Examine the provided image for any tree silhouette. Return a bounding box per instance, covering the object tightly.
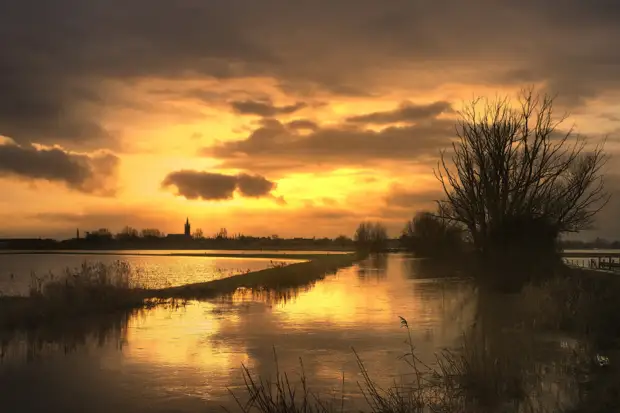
[354,222,388,254]
[436,88,609,257]
[141,228,164,238]
[401,211,463,257]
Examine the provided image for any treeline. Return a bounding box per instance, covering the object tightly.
[353,212,467,256]
[80,226,358,247]
[0,228,364,251]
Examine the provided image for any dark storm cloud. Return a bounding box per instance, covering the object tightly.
[230,99,307,117]
[0,142,118,195]
[203,105,456,172]
[3,0,620,150]
[346,101,453,125]
[0,0,275,149]
[161,170,279,201]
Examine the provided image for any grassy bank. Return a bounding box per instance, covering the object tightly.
[149,253,361,300]
[0,253,361,331]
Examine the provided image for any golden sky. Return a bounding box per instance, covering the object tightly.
[1,1,620,239]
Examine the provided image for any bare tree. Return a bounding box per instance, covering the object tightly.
[436,88,609,255]
[215,228,228,240]
[192,228,204,239]
[141,228,164,238]
[402,211,463,257]
[354,221,388,254]
[116,226,139,240]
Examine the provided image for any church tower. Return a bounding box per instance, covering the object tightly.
[184,218,191,237]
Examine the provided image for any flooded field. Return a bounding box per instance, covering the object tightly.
[0,254,584,412]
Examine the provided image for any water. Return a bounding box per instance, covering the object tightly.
[562,249,620,272]
[0,254,581,412]
[0,252,306,296]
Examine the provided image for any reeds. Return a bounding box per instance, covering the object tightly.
[229,317,552,413]
[227,348,343,413]
[0,261,151,330]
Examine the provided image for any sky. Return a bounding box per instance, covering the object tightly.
[1,0,620,240]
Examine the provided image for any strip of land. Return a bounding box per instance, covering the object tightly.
[0,253,361,331]
[147,253,360,299]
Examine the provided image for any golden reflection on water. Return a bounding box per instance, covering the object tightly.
[124,301,252,373]
[116,254,477,405]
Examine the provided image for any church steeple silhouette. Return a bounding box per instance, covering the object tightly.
[184,217,191,237]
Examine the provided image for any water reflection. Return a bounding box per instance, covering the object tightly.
[402,256,467,280]
[357,254,388,280]
[0,254,591,412]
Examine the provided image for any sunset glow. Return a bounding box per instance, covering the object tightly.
[1,1,619,240]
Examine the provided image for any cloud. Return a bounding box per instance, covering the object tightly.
[3,0,620,151]
[346,101,453,125]
[161,170,280,201]
[204,104,456,172]
[231,99,307,117]
[0,142,118,195]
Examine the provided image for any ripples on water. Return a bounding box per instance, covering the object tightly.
[0,254,587,412]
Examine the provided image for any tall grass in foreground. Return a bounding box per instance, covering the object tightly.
[228,317,568,413]
[0,261,155,330]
